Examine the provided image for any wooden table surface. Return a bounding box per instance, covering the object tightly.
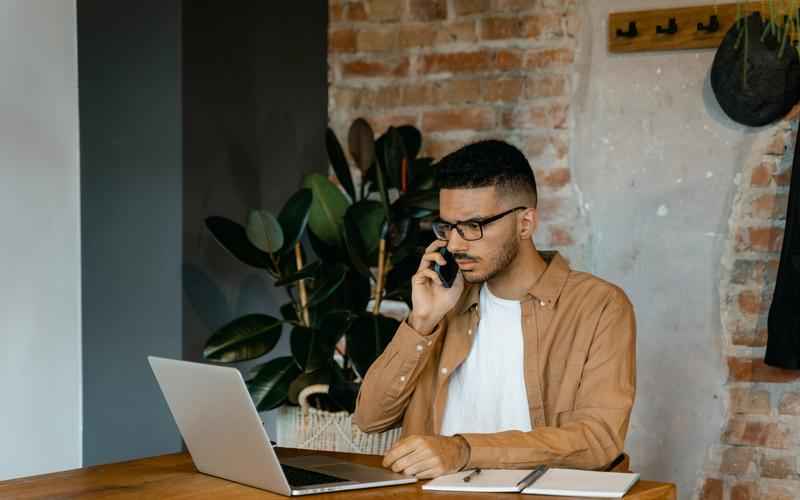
[0,448,677,499]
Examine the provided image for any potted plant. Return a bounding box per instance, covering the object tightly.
[201,119,438,453]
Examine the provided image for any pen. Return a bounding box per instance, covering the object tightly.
[462,468,481,482]
[516,465,547,488]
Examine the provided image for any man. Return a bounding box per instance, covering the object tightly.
[352,140,636,479]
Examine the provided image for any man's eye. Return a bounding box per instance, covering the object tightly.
[464,221,481,230]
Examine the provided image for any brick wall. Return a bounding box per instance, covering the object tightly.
[699,114,797,500]
[328,0,588,261]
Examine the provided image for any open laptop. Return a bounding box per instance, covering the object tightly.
[148,356,416,496]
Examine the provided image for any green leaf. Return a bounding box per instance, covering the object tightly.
[326,128,357,202]
[280,302,298,322]
[376,126,407,191]
[347,118,375,175]
[307,264,348,309]
[288,368,332,405]
[290,325,331,373]
[303,174,350,247]
[205,216,276,272]
[409,157,435,191]
[246,210,284,254]
[345,313,399,377]
[392,189,439,213]
[203,314,283,362]
[278,189,312,254]
[247,357,301,411]
[396,125,422,160]
[346,201,385,260]
[343,214,372,280]
[274,261,322,287]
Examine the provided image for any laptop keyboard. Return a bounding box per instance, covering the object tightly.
[281,464,349,487]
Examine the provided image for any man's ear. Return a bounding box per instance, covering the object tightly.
[519,207,538,239]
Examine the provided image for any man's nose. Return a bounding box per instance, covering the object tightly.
[446,227,468,254]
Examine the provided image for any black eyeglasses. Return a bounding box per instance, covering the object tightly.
[432,206,528,241]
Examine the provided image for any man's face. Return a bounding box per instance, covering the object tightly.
[439,186,521,284]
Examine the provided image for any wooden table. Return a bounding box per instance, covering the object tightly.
[0,448,677,499]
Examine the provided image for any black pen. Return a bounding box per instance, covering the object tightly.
[462,468,481,482]
[516,465,547,488]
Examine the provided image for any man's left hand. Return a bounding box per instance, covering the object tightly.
[382,435,470,478]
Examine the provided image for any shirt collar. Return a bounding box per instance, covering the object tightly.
[456,251,570,314]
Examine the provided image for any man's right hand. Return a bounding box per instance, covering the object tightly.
[407,240,465,335]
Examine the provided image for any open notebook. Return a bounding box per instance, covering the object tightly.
[422,467,640,497]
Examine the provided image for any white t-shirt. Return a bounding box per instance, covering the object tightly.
[440,283,532,436]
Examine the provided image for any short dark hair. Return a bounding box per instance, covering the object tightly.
[435,140,538,208]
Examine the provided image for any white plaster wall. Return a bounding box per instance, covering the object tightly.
[571,1,777,497]
[0,0,81,480]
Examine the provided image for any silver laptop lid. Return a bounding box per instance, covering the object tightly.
[148,356,292,495]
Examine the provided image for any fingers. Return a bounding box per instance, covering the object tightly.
[417,248,447,273]
[412,269,443,287]
[389,448,433,473]
[424,239,448,254]
[382,437,417,469]
[402,456,439,477]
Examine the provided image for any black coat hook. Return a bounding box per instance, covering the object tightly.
[616,21,638,38]
[656,17,678,35]
[697,14,720,33]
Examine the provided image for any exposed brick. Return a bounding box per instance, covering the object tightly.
[721,446,754,474]
[760,453,795,479]
[525,75,569,98]
[751,161,775,186]
[366,114,417,135]
[766,133,786,155]
[549,225,574,246]
[433,79,482,105]
[737,290,763,316]
[523,48,574,69]
[731,260,766,286]
[536,168,571,189]
[779,392,800,415]
[484,78,524,102]
[422,107,495,132]
[329,29,357,53]
[526,134,569,160]
[434,21,478,45]
[748,227,784,252]
[422,138,464,159]
[774,168,792,187]
[400,83,435,107]
[699,478,723,500]
[731,326,768,347]
[728,357,800,384]
[421,51,492,74]
[453,0,491,16]
[342,58,410,78]
[398,25,436,49]
[502,103,569,130]
[480,16,525,40]
[366,0,403,22]
[492,0,539,12]
[494,49,523,71]
[730,388,771,415]
[374,86,402,109]
[330,2,344,23]
[408,0,447,21]
[751,193,789,219]
[731,481,757,500]
[723,418,791,449]
[346,2,368,21]
[356,29,398,52]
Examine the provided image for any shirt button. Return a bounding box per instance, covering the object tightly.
[540,300,546,306]
[427,340,433,346]
[441,367,448,375]
[400,376,406,382]
[467,329,473,336]
[416,344,423,352]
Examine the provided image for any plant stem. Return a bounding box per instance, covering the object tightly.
[294,242,311,327]
[372,237,387,315]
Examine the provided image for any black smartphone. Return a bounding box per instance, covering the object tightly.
[433,247,459,288]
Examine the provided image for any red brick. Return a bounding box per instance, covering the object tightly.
[330,2,344,23]
[421,51,492,74]
[751,193,789,218]
[409,0,447,21]
[699,478,723,500]
[502,103,569,130]
[549,225,574,246]
[748,227,784,252]
[329,29,356,53]
[724,418,791,448]
[779,392,800,415]
[526,134,569,160]
[492,0,539,11]
[373,86,402,109]
[751,161,774,186]
[729,388,771,415]
[494,49,523,70]
[422,138,464,160]
[367,114,417,135]
[731,481,757,500]
[523,48,574,69]
[774,168,792,187]
[760,453,795,479]
[342,58,409,78]
[484,78,524,102]
[731,259,766,285]
[433,79,482,105]
[728,357,800,383]
[366,0,403,21]
[356,29,398,52]
[536,168,571,189]
[422,108,495,132]
[525,75,569,98]
[400,83,435,107]
[731,326,768,347]
[398,25,436,49]
[346,2,368,21]
[766,133,786,155]
[737,290,763,316]
[453,0,491,16]
[720,446,754,474]
[480,16,525,39]
[434,21,478,45]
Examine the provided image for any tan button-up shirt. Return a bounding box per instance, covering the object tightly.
[353,251,636,470]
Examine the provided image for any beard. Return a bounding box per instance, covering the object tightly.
[460,234,520,285]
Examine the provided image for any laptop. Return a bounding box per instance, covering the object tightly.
[148,356,417,496]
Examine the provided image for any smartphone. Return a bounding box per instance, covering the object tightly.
[433,247,459,288]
